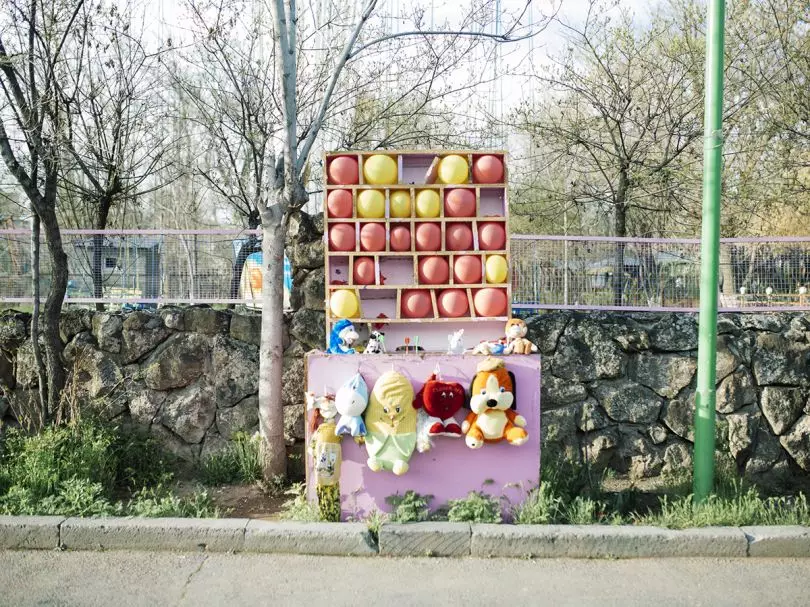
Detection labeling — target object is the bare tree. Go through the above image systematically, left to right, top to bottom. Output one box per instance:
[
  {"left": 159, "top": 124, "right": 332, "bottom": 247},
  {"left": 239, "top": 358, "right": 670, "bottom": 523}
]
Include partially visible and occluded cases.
[{"left": 0, "top": 0, "right": 88, "bottom": 419}]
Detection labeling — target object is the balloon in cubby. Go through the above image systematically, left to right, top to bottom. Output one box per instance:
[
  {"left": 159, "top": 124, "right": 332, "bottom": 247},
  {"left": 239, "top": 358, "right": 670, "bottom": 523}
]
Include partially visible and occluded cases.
[
  {"left": 438, "top": 154, "right": 469, "bottom": 184},
  {"left": 363, "top": 155, "right": 397, "bottom": 185},
  {"left": 473, "top": 155, "right": 504, "bottom": 184},
  {"left": 328, "top": 156, "right": 359, "bottom": 185},
  {"left": 444, "top": 188, "right": 475, "bottom": 217},
  {"left": 327, "top": 189, "right": 353, "bottom": 218},
  {"left": 357, "top": 189, "right": 385, "bottom": 218},
  {"left": 390, "top": 190, "right": 411, "bottom": 218},
  {"left": 415, "top": 190, "right": 441, "bottom": 218},
  {"left": 478, "top": 222, "right": 506, "bottom": 250},
  {"left": 329, "top": 223, "right": 355, "bottom": 251},
  {"left": 360, "top": 223, "right": 386, "bottom": 252},
  {"left": 415, "top": 223, "right": 441, "bottom": 251},
  {"left": 446, "top": 223, "right": 473, "bottom": 251},
  {"left": 390, "top": 225, "right": 411, "bottom": 251},
  {"left": 453, "top": 255, "right": 482, "bottom": 284},
  {"left": 485, "top": 255, "right": 508, "bottom": 284},
  {"left": 418, "top": 256, "right": 449, "bottom": 285},
  {"left": 353, "top": 257, "right": 376, "bottom": 285},
  {"left": 474, "top": 287, "right": 508, "bottom": 317},
  {"left": 330, "top": 289, "right": 359, "bottom": 318},
  {"left": 401, "top": 289, "right": 433, "bottom": 318},
  {"left": 437, "top": 289, "right": 469, "bottom": 318}
]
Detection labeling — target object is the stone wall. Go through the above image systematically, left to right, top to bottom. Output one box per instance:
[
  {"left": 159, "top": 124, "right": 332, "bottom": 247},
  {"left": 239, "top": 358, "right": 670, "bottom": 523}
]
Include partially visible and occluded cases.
[{"left": 528, "top": 311, "right": 810, "bottom": 489}]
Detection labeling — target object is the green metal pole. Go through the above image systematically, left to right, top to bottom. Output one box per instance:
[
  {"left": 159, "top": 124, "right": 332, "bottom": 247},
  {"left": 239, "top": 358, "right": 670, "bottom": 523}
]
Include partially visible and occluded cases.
[{"left": 693, "top": 0, "right": 726, "bottom": 502}]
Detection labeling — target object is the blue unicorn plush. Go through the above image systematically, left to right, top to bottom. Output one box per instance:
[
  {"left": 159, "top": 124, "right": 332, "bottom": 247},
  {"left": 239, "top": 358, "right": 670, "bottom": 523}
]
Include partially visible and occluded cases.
[
  {"left": 327, "top": 319, "right": 359, "bottom": 354},
  {"left": 335, "top": 373, "right": 369, "bottom": 437}
]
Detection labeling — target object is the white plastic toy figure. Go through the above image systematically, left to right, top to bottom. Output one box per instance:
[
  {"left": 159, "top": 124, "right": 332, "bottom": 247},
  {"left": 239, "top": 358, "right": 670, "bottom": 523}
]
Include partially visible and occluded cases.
[{"left": 447, "top": 329, "right": 465, "bottom": 355}]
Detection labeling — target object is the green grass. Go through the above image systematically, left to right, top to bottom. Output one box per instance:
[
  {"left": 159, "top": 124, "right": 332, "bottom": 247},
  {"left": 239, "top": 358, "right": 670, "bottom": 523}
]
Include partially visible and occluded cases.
[
  {"left": 0, "top": 417, "right": 218, "bottom": 518},
  {"left": 199, "top": 432, "right": 262, "bottom": 486},
  {"left": 280, "top": 482, "right": 322, "bottom": 521},
  {"left": 386, "top": 490, "right": 433, "bottom": 523},
  {"left": 447, "top": 491, "right": 502, "bottom": 523}
]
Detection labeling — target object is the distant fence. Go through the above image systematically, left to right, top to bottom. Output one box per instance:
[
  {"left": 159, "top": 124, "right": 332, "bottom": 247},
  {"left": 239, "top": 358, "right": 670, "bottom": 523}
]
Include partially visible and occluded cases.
[
  {"left": 1, "top": 229, "right": 809, "bottom": 312},
  {"left": 511, "top": 235, "right": 810, "bottom": 312}
]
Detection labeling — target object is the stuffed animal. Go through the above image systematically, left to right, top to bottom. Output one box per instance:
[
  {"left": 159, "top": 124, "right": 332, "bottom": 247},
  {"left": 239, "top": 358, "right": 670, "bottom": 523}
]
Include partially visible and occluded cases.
[
  {"left": 504, "top": 318, "right": 538, "bottom": 354},
  {"left": 327, "top": 319, "right": 359, "bottom": 354},
  {"left": 447, "top": 329, "right": 465, "bottom": 355},
  {"left": 365, "top": 330, "right": 386, "bottom": 354},
  {"left": 466, "top": 339, "right": 507, "bottom": 356},
  {"left": 462, "top": 357, "right": 528, "bottom": 449},
  {"left": 364, "top": 371, "right": 416, "bottom": 475},
  {"left": 334, "top": 373, "right": 369, "bottom": 438},
  {"left": 413, "top": 373, "right": 465, "bottom": 438},
  {"left": 306, "top": 391, "right": 337, "bottom": 435}
]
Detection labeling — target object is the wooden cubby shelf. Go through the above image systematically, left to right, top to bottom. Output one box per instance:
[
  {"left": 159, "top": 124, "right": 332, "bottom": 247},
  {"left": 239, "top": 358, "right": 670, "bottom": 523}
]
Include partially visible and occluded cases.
[{"left": 324, "top": 150, "right": 512, "bottom": 343}]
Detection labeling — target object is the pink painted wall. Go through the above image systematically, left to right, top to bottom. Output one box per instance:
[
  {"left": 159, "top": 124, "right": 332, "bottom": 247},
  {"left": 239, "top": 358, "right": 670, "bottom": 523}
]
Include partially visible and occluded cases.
[{"left": 305, "top": 352, "right": 541, "bottom": 520}]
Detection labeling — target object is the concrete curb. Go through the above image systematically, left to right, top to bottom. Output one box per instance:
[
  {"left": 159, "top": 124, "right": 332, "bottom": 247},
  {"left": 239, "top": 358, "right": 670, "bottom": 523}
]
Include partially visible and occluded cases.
[
  {"left": 0, "top": 516, "right": 64, "bottom": 550},
  {"left": 0, "top": 517, "right": 808, "bottom": 557},
  {"left": 60, "top": 517, "right": 248, "bottom": 552},
  {"left": 244, "top": 521, "right": 376, "bottom": 555},
  {"left": 379, "top": 522, "right": 471, "bottom": 557},
  {"left": 471, "top": 524, "right": 748, "bottom": 558}
]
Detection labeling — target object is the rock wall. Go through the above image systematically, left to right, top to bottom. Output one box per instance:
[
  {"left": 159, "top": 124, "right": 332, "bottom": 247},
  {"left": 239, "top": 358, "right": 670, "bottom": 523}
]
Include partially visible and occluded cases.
[{"left": 528, "top": 311, "right": 810, "bottom": 489}]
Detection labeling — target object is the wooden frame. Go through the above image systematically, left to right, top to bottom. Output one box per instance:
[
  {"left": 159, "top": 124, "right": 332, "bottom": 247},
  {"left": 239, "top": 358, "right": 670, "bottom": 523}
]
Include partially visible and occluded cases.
[{"left": 324, "top": 150, "right": 511, "bottom": 334}]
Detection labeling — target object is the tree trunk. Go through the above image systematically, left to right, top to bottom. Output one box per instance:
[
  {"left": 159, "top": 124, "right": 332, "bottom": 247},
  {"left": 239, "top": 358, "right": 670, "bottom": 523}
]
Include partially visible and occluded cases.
[
  {"left": 93, "top": 198, "right": 111, "bottom": 311},
  {"left": 37, "top": 202, "right": 68, "bottom": 422},
  {"left": 30, "top": 212, "right": 47, "bottom": 427},
  {"left": 258, "top": 218, "right": 288, "bottom": 479}
]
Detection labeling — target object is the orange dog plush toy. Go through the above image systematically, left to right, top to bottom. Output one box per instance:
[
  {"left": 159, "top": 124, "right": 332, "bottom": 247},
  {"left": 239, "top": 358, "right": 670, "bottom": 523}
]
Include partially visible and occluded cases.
[{"left": 462, "top": 358, "right": 528, "bottom": 449}]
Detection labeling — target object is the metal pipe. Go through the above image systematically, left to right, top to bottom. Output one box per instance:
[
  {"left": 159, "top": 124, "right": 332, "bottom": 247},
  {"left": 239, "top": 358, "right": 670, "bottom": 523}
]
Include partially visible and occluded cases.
[{"left": 693, "top": 0, "right": 727, "bottom": 502}]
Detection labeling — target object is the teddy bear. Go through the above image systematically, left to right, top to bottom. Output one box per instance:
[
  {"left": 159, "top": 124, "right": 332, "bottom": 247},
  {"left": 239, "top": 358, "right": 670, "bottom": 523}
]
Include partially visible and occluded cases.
[
  {"left": 503, "top": 318, "right": 538, "bottom": 355},
  {"left": 327, "top": 319, "right": 359, "bottom": 354},
  {"left": 462, "top": 357, "right": 528, "bottom": 449},
  {"left": 364, "top": 371, "right": 416, "bottom": 475},
  {"left": 334, "top": 373, "right": 369, "bottom": 438},
  {"left": 413, "top": 373, "right": 465, "bottom": 438}
]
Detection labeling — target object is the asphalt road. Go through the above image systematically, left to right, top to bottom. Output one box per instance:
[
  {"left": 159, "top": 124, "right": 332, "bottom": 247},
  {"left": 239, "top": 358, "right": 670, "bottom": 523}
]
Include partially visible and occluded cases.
[{"left": 2, "top": 550, "right": 809, "bottom": 606}]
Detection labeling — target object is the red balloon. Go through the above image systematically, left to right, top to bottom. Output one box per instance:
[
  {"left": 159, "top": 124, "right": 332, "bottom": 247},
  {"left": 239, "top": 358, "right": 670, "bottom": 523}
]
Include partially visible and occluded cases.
[
  {"left": 472, "top": 155, "right": 504, "bottom": 184},
  {"left": 328, "top": 156, "right": 359, "bottom": 185},
  {"left": 327, "top": 189, "right": 353, "bottom": 218},
  {"left": 444, "top": 189, "right": 476, "bottom": 217},
  {"left": 478, "top": 222, "right": 506, "bottom": 250},
  {"left": 329, "top": 223, "right": 355, "bottom": 251},
  {"left": 360, "top": 223, "right": 386, "bottom": 252},
  {"left": 415, "top": 223, "right": 441, "bottom": 251},
  {"left": 446, "top": 223, "right": 473, "bottom": 251},
  {"left": 390, "top": 225, "right": 411, "bottom": 251},
  {"left": 454, "top": 255, "right": 482, "bottom": 284},
  {"left": 418, "top": 256, "right": 449, "bottom": 285},
  {"left": 353, "top": 257, "right": 376, "bottom": 285},
  {"left": 474, "top": 287, "right": 508, "bottom": 317},
  {"left": 437, "top": 289, "right": 469, "bottom": 317},
  {"left": 401, "top": 290, "right": 433, "bottom": 318}
]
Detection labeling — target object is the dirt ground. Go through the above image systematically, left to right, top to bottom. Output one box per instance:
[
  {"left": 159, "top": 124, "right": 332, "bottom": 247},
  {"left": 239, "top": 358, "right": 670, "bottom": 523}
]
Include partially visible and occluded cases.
[{"left": 173, "top": 481, "right": 287, "bottom": 519}]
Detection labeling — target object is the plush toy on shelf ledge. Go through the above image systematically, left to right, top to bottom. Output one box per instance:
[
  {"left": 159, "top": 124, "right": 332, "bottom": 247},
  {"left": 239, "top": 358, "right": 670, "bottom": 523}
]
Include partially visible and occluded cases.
[
  {"left": 503, "top": 318, "right": 538, "bottom": 354},
  {"left": 327, "top": 319, "right": 359, "bottom": 354},
  {"left": 364, "top": 330, "right": 386, "bottom": 354},
  {"left": 466, "top": 338, "right": 507, "bottom": 356},
  {"left": 462, "top": 357, "right": 528, "bottom": 449},
  {"left": 364, "top": 371, "right": 417, "bottom": 475},
  {"left": 334, "top": 373, "right": 369, "bottom": 438}
]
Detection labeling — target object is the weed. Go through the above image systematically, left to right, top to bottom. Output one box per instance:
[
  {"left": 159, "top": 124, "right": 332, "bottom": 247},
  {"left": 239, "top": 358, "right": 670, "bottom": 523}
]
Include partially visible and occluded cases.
[
  {"left": 200, "top": 433, "right": 262, "bottom": 486},
  {"left": 280, "top": 483, "right": 321, "bottom": 521},
  {"left": 512, "top": 483, "right": 562, "bottom": 524},
  {"left": 125, "top": 485, "right": 220, "bottom": 518},
  {"left": 386, "top": 490, "right": 433, "bottom": 523},
  {"left": 446, "top": 491, "right": 502, "bottom": 523},
  {"left": 363, "top": 509, "right": 389, "bottom": 544}
]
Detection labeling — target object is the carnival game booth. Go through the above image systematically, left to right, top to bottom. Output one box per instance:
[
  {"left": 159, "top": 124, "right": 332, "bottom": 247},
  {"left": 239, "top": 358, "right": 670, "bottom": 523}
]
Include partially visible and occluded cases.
[{"left": 306, "top": 151, "right": 541, "bottom": 521}]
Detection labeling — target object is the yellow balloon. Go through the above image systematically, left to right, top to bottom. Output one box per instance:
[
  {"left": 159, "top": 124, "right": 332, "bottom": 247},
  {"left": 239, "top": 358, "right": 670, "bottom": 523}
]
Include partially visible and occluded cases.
[
  {"left": 363, "top": 155, "right": 398, "bottom": 185},
  {"left": 438, "top": 155, "right": 469, "bottom": 184},
  {"left": 357, "top": 189, "right": 385, "bottom": 218},
  {"left": 390, "top": 190, "right": 412, "bottom": 218},
  {"left": 415, "top": 190, "right": 440, "bottom": 218},
  {"left": 485, "top": 255, "right": 508, "bottom": 284},
  {"left": 330, "top": 289, "right": 359, "bottom": 318}
]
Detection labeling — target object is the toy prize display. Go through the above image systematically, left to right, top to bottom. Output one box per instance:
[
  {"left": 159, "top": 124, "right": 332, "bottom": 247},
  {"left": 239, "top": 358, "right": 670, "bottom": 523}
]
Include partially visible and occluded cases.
[{"left": 305, "top": 150, "right": 541, "bottom": 520}]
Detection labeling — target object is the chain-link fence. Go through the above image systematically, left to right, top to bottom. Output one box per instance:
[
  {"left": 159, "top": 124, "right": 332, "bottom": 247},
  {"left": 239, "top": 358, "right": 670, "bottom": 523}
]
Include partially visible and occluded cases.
[
  {"left": 1, "top": 229, "right": 809, "bottom": 312},
  {"left": 511, "top": 235, "right": 810, "bottom": 312}
]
